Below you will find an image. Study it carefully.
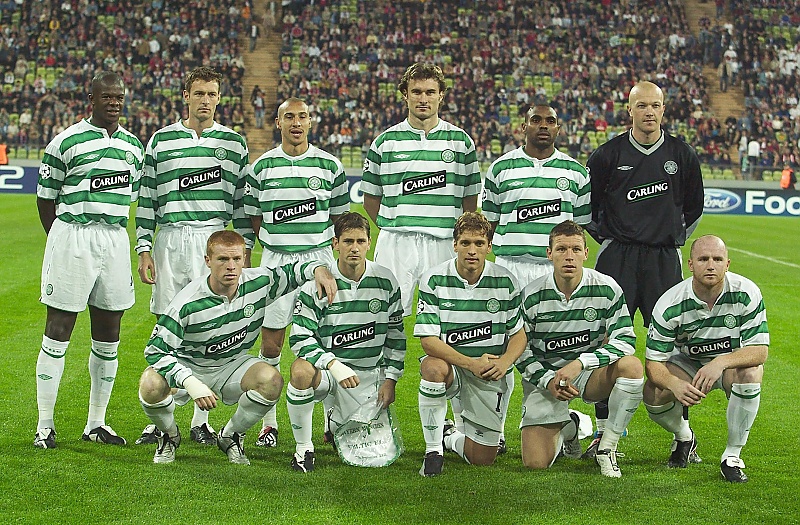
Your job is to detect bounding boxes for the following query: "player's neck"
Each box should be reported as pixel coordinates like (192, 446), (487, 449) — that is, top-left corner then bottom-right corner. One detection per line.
(408, 114), (440, 134)
(338, 261), (366, 282)
(631, 127), (661, 146)
(456, 262), (484, 285)
(555, 270), (582, 300)
(282, 142), (309, 157)
(183, 117), (214, 137)
(89, 116), (118, 135)
(524, 144), (555, 160)
(692, 280), (723, 308)
(208, 277), (239, 301)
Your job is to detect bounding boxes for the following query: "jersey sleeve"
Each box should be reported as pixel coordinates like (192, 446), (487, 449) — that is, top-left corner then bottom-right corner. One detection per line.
(243, 162), (261, 217)
(573, 164), (592, 226)
(360, 137), (383, 197)
(682, 146), (704, 239)
(585, 146), (610, 242)
(645, 296), (678, 362)
(232, 143), (255, 250)
(515, 290), (552, 389)
(144, 310), (194, 389)
(37, 142), (67, 200)
(413, 273), (442, 339)
(135, 138), (158, 253)
(576, 289), (636, 370)
(289, 282), (332, 367)
(461, 133), (481, 197)
(739, 283), (769, 348)
(329, 159), (351, 216)
(259, 260), (321, 304)
(482, 162), (501, 222)
(382, 276), (407, 381)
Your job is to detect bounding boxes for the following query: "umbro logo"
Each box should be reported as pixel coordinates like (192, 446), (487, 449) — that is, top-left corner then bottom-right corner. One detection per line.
(167, 151), (184, 157)
(395, 154), (410, 159)
(617, 165), (634, 171)
(85, 154), (100, 160)
(327, 304), (343, 312)
(200, 322), (216, 329)
(442, 302), (455, 308)
(508, 180), (525, 187)
(265, 181), (282, 187)
(537, 314), (554, 320)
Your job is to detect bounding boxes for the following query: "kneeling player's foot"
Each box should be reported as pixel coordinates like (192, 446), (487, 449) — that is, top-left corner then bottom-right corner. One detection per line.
(596, 449), (622, 478)
(34, 428), (56, 449)
(218, 432), (250, 465)
(135, 424), (162, 445)
(254, 426), (278, 448)
(497, 437), (507, 455)
(154, 428), (181, 464)
(581, 432), (602, 459)
(419, 451), (444, 477)
(442, 419), (456, 452)
(668, 433), (697, 468)
(190, 423), (217, 445)
(689, 448), (703, 464)
(82, 425), (126, 445)
(562, 412), (583, 459)
(291, 450), (315, 473)
(720, 457), (748, 483)
(323, 430), (337, 450)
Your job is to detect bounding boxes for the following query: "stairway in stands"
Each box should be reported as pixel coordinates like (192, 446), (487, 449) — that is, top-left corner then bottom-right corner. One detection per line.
(241, 1), (282, 158)
(682, 0), (744, 172)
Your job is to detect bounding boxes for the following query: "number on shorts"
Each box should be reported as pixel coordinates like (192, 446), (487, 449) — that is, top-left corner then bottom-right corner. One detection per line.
(495, 392), (503, 413)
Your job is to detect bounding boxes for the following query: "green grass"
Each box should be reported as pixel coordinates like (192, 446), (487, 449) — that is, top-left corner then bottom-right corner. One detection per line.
(1, 195), (798, 523)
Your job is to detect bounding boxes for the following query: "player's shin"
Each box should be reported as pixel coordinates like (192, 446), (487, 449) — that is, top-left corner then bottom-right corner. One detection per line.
(600, 377), (643, 451)
(419, 380), (447, 454)
(87, 340), (119, 431)
(645, 399), (692, 441)
(140, 394), (178, 437)
(723, 383), (761, 461)
(36, 336), (67, 429)
(287, 384), (315, 454)
(259, 356), (281, 430)
(224, 390), (277, 436)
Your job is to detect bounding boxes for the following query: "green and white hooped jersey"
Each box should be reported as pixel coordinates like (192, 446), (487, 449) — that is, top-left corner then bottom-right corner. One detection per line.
(144, 261), (318, 389)
(646, 272), (769, 365)
(289, 261), (407, 382)
(361, 119), (481, 239)
(135, 121), (252, 252)
(244, 144), (349, 253)
(517, 268), (636, 390)
(37, 119), (144, 227)
(414, 259), (524, 358)
(483, 147), (590, 261)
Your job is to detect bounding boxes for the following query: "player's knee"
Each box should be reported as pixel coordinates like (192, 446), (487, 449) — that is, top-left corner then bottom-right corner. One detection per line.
(289, 359), (316, 389)
(732, 365), (763, 384)
(522, 454), (551, 470)
(252, 364), (284, 399)
(419, 356), (449, 382)
(138, 368), (170, 404)
(616, 355), (644, 379)
(259, 330), (284, 358)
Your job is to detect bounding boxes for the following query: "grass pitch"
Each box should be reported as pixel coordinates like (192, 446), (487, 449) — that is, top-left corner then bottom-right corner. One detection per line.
(1, 194), (798, 524)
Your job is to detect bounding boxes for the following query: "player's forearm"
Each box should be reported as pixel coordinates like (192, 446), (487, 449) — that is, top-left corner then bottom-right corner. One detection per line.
(36, 197), (57, 234)
(420, 336), (475, 370)
(362, 194), (380, 224)
(645, 359), (683, 392)
(497, 328), (527, 370)
(712, 345), (768, 370)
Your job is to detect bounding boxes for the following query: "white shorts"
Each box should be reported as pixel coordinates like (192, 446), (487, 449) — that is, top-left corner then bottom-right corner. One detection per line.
(150, 224), (219, 315)
(519, 370), (594, 428)
(259, 246), (335, 329)
(373, 230), (453, 316)
(311, 367), (382, 431)
(442, 361), (510, 447)
(667, 353), (725, 392)
(494, 256), (552, 289)
(181, 353), (262, 405)
(40, 219), (134, 312)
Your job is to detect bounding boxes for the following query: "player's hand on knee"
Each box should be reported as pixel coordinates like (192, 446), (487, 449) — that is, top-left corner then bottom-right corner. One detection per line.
(314, 265), (337, 303)
(670, 380), (705, 407)
(479, 354), (505, 381)
(329, 360), (358, 388)
(548, 377), (579, 401)
(183, 375), (218, 410)
(377, 379), (396, 408)
(692, 362), (724, 394)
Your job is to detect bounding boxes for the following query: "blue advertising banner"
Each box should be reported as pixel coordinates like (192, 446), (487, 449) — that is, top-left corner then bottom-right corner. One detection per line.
(703, 187), (800, 217)
(0, 165), (37, 193)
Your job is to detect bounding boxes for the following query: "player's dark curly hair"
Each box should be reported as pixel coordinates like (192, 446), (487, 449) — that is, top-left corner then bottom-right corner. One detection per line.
(334, 212), (371, 239)
(453, 211), (492, 242)
(548, 220), (586, 248)
(185, 66), (222, 93)
(397, 62), (447, 95)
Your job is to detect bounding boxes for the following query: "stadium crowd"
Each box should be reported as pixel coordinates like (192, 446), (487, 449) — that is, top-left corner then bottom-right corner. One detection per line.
(0, 0), (250, 155)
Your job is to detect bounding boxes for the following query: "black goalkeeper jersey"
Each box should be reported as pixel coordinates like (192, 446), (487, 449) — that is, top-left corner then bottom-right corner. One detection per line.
(586, 130), (704, 247)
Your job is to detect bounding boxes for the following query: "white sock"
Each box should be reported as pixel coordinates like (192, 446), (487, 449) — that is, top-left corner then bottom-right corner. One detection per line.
(225, 389), (276, 436)
(646, 400), (692, 441)
(322, 394), (333, 433)
(600, 377), (643, 451)
(36, 336), (68, 430)
(595, 418), (607, 434)
(419, 379), (447, 454)
(450, 395), (464, 433)
(190, 404), (210, 428)
(140, 394), (178, 437)
(260, 356), (281, 430)
(561, 414), (579, 442)
(287, 384), (315, 454)
(499, 372), (513, 441)
(723, 383), (761, 461)
(444, 429), (469, 463)
(86, 339), (119, 432)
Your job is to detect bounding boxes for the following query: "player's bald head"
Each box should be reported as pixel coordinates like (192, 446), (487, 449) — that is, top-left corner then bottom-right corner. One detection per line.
(629, 81), (664, 104)
(690, 235), (728, 259)
(277, 97), (308, 119)
(90, 71), (124, 94)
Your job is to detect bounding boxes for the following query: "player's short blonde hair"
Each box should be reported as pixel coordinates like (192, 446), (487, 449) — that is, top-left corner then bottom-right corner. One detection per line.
(207, 230), (245, 256)
(453, 212), (492, 243)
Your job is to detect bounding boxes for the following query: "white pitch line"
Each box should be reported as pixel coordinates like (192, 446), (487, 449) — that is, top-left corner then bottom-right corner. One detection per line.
(728, 247), (800, 269)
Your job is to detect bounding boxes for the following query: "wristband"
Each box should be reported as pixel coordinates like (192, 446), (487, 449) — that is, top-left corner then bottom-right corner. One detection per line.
(183, 375), (214, 400)
(328, 360), (356, 383)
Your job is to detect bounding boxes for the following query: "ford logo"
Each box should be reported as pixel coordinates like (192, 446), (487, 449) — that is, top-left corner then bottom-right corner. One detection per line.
(703, 188), (742, 213)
